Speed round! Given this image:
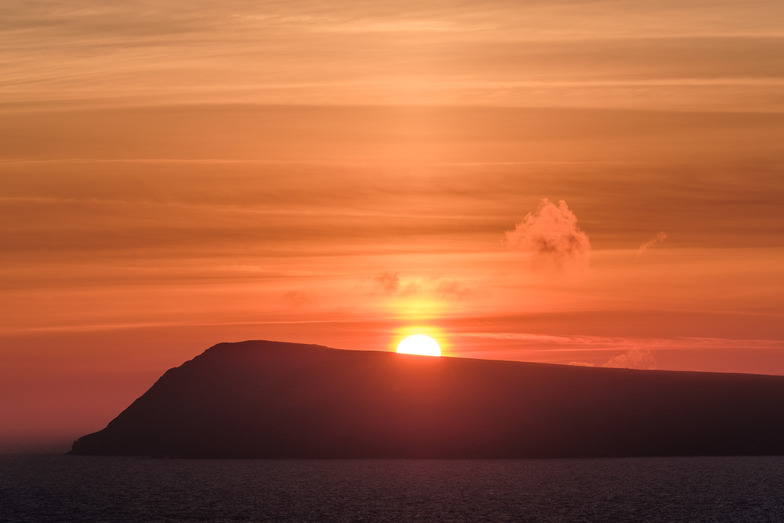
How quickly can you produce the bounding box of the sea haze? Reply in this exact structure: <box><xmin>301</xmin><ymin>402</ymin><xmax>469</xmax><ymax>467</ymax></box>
<box><xmin>2</xmin><ymin>455</ymin><xmax>783</xmax><ymax>521</ymax></box>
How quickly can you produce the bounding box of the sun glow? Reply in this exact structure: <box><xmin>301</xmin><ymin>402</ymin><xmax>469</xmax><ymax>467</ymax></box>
<box><xmin>396</xmin><ymin>334</ymin><xmax>442</xmax><ymax>357</ymax></box>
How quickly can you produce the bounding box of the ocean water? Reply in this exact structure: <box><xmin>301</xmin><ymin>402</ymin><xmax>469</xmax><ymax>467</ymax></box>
<box><xmin>2</xmin><ymin>455</ymin><xmax>783</xmax><ymax>521</ymax></box>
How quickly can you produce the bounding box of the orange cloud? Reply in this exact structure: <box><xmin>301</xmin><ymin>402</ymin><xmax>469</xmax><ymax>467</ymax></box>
<box><xmin>637</xmin><ymin>231</ymin><xmax>667</xmax><ymax>260</ymax></box>
<box><xmin>604</xmin><ymin>348</ymin><xmax>657</xmax><ymax>370</ymax></box>
<box><xmin>435</xmin><ymin>279</ymin><xmax>472</xmax><ymax>301</ymax></box>
<box><xmin>505</xmin><ymin>198</ymin><xmax>590</xmax><ymax>271</ymax></box>
<box><xmin>373</xmin><ymin>271</ymin><xmax>400</xmax><ymax>293</ymax></box>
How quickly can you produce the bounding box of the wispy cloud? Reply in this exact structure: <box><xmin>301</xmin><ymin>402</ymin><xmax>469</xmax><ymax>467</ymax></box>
<box><xmin>435</xmin><ymin>279</ymin><xmax>472</xmax><ymax>300</ymax></box>
<box><xmin>4</xmin><ymin>1</ymin><xmax>784</xmax><ymax>109</ymax></box>
<box><xmin>637</xmin><ymin>231</ymin><xmax>667</xmax><ymax>260</ymax></box>
<box><xmin>372</xmin><ymin>272</ymin><xmax>472</xmax><ymax>300</ymax></box>
<box><xmin>462</xmin><ymin>331</ymin><xmax>784</xmax><ymax>353</ymax></box>
<box><xmin>281</xmin><ymin>290</ymin><xmax>311</xmax><ymax>308</ymax></box>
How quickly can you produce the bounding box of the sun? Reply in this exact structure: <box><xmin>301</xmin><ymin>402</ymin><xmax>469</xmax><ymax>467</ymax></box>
<box><xmin>396</xmin><ymin>334</ymin><xmax>441</xmax><ymax>357</ymax></box>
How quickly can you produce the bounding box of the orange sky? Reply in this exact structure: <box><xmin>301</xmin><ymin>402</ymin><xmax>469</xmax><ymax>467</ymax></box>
<box><xmin>2</xmin><ymin>0</ymin><xmax>784</xmax><ymax>450</ymax></box>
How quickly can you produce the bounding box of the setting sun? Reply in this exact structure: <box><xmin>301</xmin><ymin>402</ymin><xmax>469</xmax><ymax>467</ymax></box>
<box><xmin>396</xmin><ymin>334</ymin><xmax>441</xmax><ymax>357</ymax></box>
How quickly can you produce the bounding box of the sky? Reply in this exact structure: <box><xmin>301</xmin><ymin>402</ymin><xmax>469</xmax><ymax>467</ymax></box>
<box><xmin>2</xmin><ymin>0</ymin><xmax>784</xmax><ymax>450</ymax></box>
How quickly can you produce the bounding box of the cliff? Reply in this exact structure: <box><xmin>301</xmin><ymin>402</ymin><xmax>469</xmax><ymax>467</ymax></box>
<box><xmin>71</xmin><ymin>340</ymin><xmax>784</xmax><ymax>458</ymax></box>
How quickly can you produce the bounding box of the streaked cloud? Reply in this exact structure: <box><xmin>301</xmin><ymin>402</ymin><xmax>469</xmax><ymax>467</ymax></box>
<box><xmin>2</xmin><ymin>1</ymin><xmax>784</xmax><ymax>109</ymax></box>
<box><xmin>460</xmin><ymin>331</ymin><xmax>784</xmax><ymax>367</ymax></box>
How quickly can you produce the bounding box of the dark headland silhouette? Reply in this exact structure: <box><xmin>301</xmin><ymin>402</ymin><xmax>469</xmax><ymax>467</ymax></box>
<box><xmin>71</xmin><ymin>340</ymin><xmax>784</xmax><ymax>458</ymax></box>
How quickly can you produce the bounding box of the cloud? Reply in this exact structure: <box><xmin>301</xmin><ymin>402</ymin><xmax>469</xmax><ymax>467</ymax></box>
<box><xmin>505</xmin><ymin>198</ymin><xmax>590</xmax><ymax>271</ymax></box>
<box><xmin>372</xmin><ymin>271</ymin><xmax>420</xmax><ymax>296</ymax></box>
<box><xmin>568</xmin><ymin>361</ymin><xmax>596</xmax><ymax>367</ymax></box>
<box><xmin>400</xmin><ymin>282</ymin><xmax>420</xmax><ymax>296</ymax></box>
<box><xmin>373</xmin><ymin>271</ymin><xmax>400</xmax><ymax>293</ymax></box>
<box><xmin>435</xmin><ymin>279</ymin><xmax>472</xmax><ymax>300</ymax></box>
<box><xmin>373</xmin><ymin>272</ymin><xmax>473</xmax><ymax>299</ymax></box>
<box><xmin>282</xmin><ymin>290</ymin><xmax>311</xmax><ymax>308</ymax></box>
<box><xmin>637</xmin><ymin>231</ymin><xmax>667</xmax><ymax>260</ymax></box>
<box><xmin>604</xmin><ymin>348</ymin><xmax>656</xmax><ymax>370</ymax></box>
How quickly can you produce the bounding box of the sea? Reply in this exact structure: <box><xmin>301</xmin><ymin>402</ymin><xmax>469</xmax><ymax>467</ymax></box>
<box><xmin>2</xmin><ymin>455</ymin><xmax>783</xmax><ymax>522</ymax></box>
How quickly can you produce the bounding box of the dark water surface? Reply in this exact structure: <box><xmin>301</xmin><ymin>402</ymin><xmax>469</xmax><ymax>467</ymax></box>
<box><xmin>2</xmin><ymin>455</ymin><xmax>783</xmax><ymax>521</ymax></box>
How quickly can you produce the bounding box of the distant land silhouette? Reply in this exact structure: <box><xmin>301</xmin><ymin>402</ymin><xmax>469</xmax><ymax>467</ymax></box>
<box><xmin>71</xmin><ymin>340</ymin><xmax>784</xmax><ymax>458</ymax></box>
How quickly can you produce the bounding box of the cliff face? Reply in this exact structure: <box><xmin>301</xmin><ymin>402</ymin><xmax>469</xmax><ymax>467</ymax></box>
<box><xmin>71</xmin><ymin>340</ymin><xmax>784</xmax><ymax>458</ymax></box>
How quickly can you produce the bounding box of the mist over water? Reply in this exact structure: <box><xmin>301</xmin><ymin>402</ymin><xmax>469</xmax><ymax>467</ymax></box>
<box><xmin>2</xmin><ymin>456</ymin><xmax>783</xmax><ymax>521</ymax></box>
